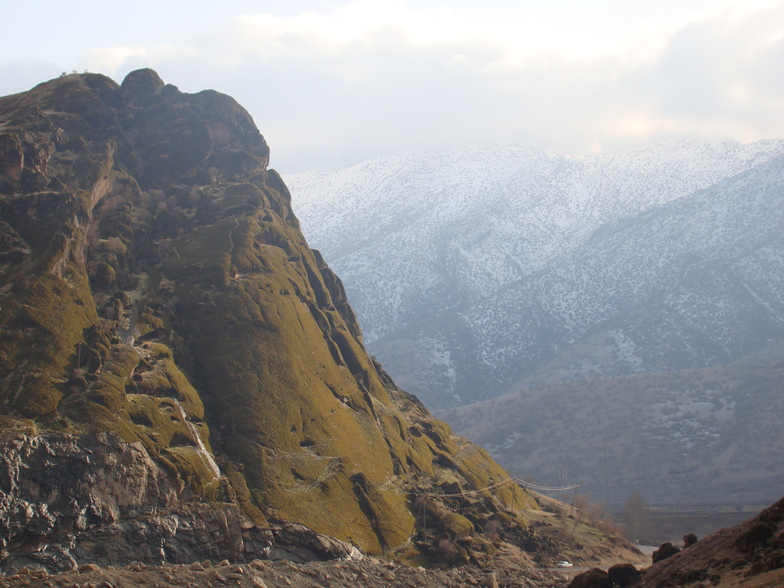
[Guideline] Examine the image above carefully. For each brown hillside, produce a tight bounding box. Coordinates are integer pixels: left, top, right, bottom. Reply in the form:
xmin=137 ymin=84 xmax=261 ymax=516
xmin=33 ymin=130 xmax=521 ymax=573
xmin=637 ymin=497 xmax=784 ymax=587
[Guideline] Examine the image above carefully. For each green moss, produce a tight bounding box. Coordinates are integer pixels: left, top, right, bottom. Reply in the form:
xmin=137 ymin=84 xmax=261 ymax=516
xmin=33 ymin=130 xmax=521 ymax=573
xmin=0 ymin=269 xmax=97 ymax=418
xmin=224 ymin=465 xmax=268 ymax=526
xmin=441 ymin=511 xmax=474 ymax=538
xmin=267 ymin=468 xmax=387 ymax=553
xmin=125 ymin=395 xmax=195 ymax=447
xmin=77 ymin=344 xmax=138 ymax=409
xmin=165 ymin=445 xmax=221 ymax=497
xmin=351 ymin=472 xmax=416 ymax=549
xmin=163 ymin=222 xmax=233 ymax=286
xmin=59 ymin=397 xmax=141 ymax=443
xmin=221 ymin=183 xmax=266 ymax=212
xmin=163 ymin=207 xmax=439 ymax=552
xmin=135 ymin=308 xmax=165 ymax=339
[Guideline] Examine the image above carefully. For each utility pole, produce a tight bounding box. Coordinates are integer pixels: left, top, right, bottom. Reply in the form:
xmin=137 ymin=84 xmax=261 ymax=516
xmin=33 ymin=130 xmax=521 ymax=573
xmin=603 ymin=441 xmax=611 ymax=509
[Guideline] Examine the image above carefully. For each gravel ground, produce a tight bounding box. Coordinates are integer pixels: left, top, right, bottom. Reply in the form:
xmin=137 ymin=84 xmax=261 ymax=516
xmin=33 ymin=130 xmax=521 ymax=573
xmin=0 ymin=557 xmax=575 ymax=588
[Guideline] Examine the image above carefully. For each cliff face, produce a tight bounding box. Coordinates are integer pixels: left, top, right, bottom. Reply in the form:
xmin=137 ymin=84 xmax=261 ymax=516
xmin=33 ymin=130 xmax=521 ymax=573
xmin=0 ymin=69 xmax=555 ymax=570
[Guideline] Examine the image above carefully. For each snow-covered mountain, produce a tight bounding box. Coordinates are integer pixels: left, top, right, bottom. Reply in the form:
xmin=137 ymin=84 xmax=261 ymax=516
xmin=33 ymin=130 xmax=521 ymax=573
xmin=286 ymin=139 xmax=784 ymax=408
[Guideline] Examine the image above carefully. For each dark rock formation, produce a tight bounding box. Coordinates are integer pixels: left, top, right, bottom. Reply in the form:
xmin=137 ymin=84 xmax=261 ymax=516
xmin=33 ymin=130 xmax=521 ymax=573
xmin=683 ymin=533 xmax=698 ymax=548
xmin=651 ymin=542 xmax=679 ymax=564
xmin=0 ymin=70 xmax=589 ymax=572
xmin=567 ymin=568 xmax=611 ymax=588
xmin=607 ymin=563 xmax=641 ymax=586
xmin=735 ymin=521 xmax=775 ymax=552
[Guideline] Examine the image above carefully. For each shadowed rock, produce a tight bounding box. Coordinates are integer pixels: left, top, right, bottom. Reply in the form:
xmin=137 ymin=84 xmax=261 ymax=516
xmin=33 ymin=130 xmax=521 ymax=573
xmin=651 ymin=542 xmax=680 ymax=564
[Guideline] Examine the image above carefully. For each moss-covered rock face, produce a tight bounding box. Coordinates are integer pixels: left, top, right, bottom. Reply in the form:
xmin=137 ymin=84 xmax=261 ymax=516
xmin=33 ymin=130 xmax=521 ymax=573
xmin=0 ymin=70 xmax=567 ymax=564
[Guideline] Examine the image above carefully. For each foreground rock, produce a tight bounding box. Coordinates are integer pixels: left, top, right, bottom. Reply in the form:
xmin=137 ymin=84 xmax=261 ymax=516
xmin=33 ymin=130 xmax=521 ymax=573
xmin=0 ymin=557 xmax=574 ymax=588
xmin=0 ymin=70 xmax=641 ymax=572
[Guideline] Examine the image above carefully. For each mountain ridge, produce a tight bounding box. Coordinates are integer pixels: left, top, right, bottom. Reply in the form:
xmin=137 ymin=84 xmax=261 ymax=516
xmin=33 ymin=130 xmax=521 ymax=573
xmin=287 ymin=139 xmax=784 ymax=407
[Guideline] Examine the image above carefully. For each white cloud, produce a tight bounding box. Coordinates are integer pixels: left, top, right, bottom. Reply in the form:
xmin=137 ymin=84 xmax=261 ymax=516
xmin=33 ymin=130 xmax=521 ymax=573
xmin=84 ymin=45 xmax=198 ymax=74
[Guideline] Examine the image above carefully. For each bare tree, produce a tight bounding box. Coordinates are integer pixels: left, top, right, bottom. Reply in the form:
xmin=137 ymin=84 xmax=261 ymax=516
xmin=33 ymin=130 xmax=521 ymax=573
xmin=623 ymin=492 xmax=650 ymax=543
xmin=572 ymin=494 xmax=620 ymax=535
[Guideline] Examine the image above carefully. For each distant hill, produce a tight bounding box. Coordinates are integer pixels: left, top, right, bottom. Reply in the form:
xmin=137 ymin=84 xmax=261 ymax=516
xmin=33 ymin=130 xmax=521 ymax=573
xmin=435 ymin=344 xmax=784 ymax=507
xmin=287 ymin=140 xmax=784 ymax=408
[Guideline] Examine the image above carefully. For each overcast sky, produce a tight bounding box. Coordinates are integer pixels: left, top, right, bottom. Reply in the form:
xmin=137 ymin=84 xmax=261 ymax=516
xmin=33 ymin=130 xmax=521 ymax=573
xmin=1 ymin=0 xmax=783 ymax=172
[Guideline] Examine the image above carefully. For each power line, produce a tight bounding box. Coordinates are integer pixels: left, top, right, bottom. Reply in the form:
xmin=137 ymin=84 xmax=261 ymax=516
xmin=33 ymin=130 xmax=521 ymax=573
xmin=422 ymin=476 xmax=580 ymax=499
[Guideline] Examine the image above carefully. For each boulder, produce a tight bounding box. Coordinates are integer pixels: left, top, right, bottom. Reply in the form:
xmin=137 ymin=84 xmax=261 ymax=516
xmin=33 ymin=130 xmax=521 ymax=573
xmin=652 ymin=542 xmax=680 ymax=563
xmin=683 ymin=533 xmax=698 ymax=548
xmin=607 ymin=563 xmax=641 ymax=586
xmin=568 ymin=568 xmax=611 ymax=588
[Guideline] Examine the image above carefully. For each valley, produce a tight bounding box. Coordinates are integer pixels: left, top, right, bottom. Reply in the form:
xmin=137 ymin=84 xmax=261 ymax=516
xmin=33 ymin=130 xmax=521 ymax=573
xmin=435 ymin=348 xmax=784 ymax=508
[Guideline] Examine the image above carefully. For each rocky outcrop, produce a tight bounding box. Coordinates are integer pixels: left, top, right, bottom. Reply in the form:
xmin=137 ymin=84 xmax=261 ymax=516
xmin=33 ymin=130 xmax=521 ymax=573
xmin=606 ymin=563 xmax=640 ymax=586
xmin=638 ymin=496 xmax=784 ymax=587
xmin=683 ymin=533 xmax=698 ymax=548
xmin=0 ymin=430 xmax=365 ymax=572
xmin=0 ymin=430 xmax=269 ymax=571
xmin=567 ymin=568 xmax=611 ymax=588
xmin=650 ymin=542 xmax=679 ymax=564
xmin=0 ymin=70 xmax=593 ymax=571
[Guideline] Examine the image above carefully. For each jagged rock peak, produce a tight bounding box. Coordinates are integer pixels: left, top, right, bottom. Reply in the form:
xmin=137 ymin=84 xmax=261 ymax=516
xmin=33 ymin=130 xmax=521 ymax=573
xmin=121 ymin=68 xmax=165 ymax=105
xmin=0 ymin=68 xmax=270 ymax=192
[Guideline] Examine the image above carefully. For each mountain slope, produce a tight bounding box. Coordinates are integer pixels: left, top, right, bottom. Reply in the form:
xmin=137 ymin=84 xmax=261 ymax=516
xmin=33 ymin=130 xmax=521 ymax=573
xmin=0 ymin=70 xmax=632 ymax=571
xmin=473 ymin=154 xmax=784 ymax=393
xmin=436 ymin=343 xmax=784 ymax=507
xmin=637 ymin=495 xmax=784 ymax=587
xmin=287 ymin=141 xmax=784 ymax=407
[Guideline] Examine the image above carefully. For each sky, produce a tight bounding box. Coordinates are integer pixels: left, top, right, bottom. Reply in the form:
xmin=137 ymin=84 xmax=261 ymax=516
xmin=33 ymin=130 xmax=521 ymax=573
xmin=1 ymin=0 xmax=783 ymax=173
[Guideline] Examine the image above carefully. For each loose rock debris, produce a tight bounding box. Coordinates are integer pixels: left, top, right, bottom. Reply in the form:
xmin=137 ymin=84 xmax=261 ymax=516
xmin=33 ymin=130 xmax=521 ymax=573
xmin=0 ymin=558 xmax=574 ymax=588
